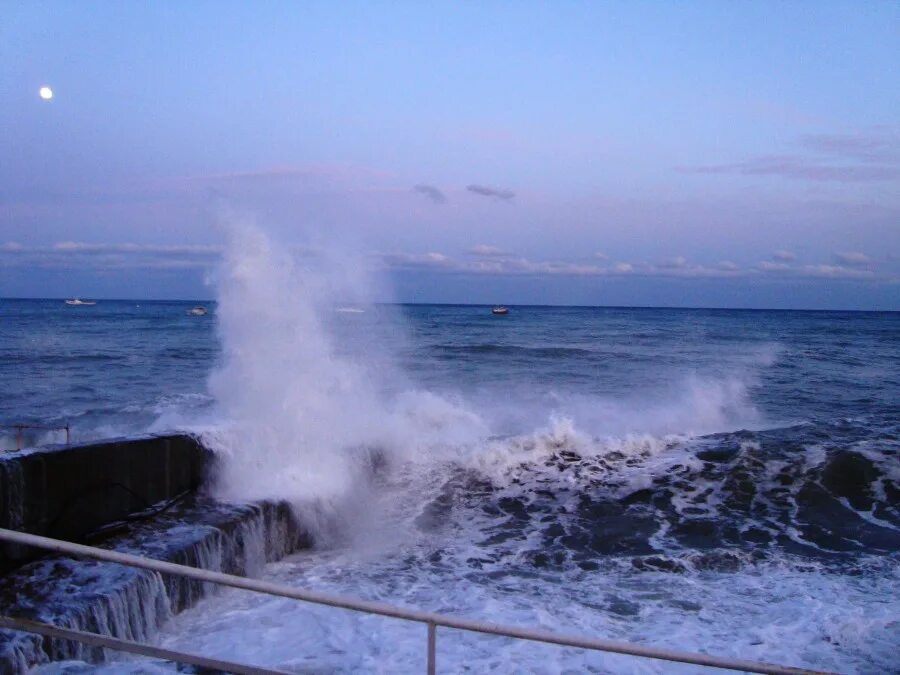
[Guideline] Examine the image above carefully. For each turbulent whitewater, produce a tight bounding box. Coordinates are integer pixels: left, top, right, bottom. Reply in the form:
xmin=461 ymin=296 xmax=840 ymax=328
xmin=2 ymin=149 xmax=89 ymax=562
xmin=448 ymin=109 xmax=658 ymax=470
xmin=2 ymin=230 xmax=898 ymax=673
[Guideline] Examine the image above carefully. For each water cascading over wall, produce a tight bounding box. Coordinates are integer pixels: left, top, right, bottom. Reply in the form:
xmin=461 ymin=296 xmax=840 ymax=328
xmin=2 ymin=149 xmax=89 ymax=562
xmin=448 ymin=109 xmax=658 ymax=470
xmin=0 ymin=435 xmax=311 ymax=674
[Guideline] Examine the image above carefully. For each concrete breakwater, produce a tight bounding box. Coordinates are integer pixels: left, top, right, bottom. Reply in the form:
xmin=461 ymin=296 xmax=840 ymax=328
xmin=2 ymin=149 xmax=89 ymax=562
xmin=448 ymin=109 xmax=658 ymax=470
xmin=0 ymin=434 xmax=208 ymax=574
xmin=0 ymin=435 xmax=310 ymax=673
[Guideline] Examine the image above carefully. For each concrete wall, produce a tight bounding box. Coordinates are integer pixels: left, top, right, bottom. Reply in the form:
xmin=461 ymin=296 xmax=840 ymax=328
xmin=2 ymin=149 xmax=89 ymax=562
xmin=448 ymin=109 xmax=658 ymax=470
xmin=0 ymin=497 xmax=310 ymax=674
xmin=0 ymin=435 xmax=313 ymax=673
xmin=0 ymin=434 xmax=212 ymax=573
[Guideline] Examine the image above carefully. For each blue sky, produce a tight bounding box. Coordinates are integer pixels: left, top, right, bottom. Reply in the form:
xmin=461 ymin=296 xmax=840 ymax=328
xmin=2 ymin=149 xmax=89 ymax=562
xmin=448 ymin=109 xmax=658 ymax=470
xmin=1 ymin=1 xmax=898 ymax=308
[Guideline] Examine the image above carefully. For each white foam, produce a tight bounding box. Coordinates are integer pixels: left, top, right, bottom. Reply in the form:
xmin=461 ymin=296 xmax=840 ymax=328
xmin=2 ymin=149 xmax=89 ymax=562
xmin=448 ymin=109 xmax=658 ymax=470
xmin=146 ymin=223 xmax=899 ymax=673
xmin=150 ymin=535 xmax=899 ymax=674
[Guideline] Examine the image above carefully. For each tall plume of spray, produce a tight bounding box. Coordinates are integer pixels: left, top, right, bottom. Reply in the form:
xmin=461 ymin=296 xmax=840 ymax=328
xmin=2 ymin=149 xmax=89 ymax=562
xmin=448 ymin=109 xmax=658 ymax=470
xmin=198 ymin=217 xmax=771 ymax=534
xmin=202 ymin=219 xmax=407 ymax=511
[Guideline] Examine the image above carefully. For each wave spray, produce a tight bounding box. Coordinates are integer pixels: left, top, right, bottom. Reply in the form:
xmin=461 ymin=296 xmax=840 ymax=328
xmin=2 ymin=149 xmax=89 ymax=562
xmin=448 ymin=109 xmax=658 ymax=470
xmin=201 ymin=222 xmax=404 ymax=508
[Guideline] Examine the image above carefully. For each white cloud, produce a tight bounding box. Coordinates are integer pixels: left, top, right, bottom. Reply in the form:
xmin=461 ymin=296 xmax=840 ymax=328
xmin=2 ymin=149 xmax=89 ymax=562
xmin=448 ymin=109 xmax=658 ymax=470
xmin=682 ymin=130 xmax=900 ymax=183
xmin=374 ymin=251 xmax=898 ymax=282
xmin=4 ymin=241 xmax=896 ymax=285
xmin=756 ymin=259 xmax=881 ymax=280
xmin=0 ymin=241 xmax=222 ymax=273
xmin=759 ymin=261 xmax=791 ymax=272
xmin=377 ymin=252 xmax=455 ymax=270
xmin=649 ymin=262 xmax=744 ymax=278
xmin=657 ymin=256 xmax=688 ymax=269
xmin=832 ymin=251 xmax=871 ymax=267
xmin=800 ymin=264 xmax=875 ymax=279
xmin=468 ymin=244 xmax=507 ymax=257
xmin=379 ymin=254 xmax=717 ymax=278
xmin=772 ymin=250 xmax=796 ymax=262
xmin=52 ymin=241 xmax=222 ymax=255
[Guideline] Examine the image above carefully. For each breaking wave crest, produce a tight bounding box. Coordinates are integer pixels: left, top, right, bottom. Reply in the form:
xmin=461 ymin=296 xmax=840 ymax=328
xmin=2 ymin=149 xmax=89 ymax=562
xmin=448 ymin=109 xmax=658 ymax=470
xmin=198 ymin=223 xmax=774 ymax=502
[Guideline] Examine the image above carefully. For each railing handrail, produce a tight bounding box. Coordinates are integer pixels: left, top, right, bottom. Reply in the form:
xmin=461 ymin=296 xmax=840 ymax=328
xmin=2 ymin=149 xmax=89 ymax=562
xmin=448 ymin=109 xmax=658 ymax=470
xmin=0 ymin=616 xmax=287 ymax=675
xmin=0 ymin=528 xmax=830 ymax=675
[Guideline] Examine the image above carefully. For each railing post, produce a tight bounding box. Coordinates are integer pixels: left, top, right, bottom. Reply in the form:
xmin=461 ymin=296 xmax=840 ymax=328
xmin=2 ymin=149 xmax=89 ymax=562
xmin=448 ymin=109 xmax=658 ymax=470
xmin=427 ymin=621 xmax=436 ymax=675
xmin=65 ymin=424 xmax=70 ymax=445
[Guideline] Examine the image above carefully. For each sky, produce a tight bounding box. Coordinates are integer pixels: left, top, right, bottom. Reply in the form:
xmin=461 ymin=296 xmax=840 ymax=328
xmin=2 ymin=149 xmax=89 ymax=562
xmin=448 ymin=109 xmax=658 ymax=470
xmin=1 ymin=1 xmax=898 ymax=309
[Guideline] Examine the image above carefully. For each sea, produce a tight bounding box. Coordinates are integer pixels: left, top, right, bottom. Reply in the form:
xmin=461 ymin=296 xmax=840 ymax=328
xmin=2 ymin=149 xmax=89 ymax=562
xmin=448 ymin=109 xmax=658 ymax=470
xmin=2 ymin=252 xmax=899 ymax=673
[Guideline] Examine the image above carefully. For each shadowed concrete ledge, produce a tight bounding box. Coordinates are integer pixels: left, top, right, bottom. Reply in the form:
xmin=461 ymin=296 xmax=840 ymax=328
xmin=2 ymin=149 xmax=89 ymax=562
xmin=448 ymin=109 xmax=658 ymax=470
xmin=0 ymin=435 xmax=311 ymax=674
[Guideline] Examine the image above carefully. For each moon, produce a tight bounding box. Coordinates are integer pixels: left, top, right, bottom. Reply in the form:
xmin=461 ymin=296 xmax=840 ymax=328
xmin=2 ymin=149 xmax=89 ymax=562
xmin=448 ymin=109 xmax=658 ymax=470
xmin=39 ymin=86 xmax=53 ymax=100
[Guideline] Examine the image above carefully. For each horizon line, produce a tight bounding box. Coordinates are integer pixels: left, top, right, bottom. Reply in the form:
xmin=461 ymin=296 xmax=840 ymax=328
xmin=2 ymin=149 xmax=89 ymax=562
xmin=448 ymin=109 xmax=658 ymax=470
xmin=1 ymin=297 xmax=897 ymax=313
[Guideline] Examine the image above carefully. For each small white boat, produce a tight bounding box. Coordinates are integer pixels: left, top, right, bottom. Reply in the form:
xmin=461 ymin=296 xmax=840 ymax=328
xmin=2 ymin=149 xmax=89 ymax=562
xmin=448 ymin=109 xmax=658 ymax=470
xmin=188 ymin=306 xmax=208 ymax=316
xmin=65 ymin=298 xmax=96 ymax=306
xmin=492 ymin=306 xmax=509 ymax=315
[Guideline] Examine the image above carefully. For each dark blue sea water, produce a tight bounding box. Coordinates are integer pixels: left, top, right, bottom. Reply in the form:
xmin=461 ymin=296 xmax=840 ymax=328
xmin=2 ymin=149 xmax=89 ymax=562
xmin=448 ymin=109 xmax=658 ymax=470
xmin=3 ymin=298 xmax=899 ymax=673
xmin=5 ymin=300 xmax=897 ymax=446
xmin=0 ymin=299 xmax=216 ymax=446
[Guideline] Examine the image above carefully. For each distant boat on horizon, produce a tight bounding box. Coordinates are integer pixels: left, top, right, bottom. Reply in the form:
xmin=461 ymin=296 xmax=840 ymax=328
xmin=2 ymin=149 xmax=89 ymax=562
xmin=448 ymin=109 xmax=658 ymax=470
xmin=492 ymin=306 xmax=509 ymax=315
xmin=188 ymin=306 xmax=208 ymax=316
xmin=64 ymin=298 xmax=96 ymax=306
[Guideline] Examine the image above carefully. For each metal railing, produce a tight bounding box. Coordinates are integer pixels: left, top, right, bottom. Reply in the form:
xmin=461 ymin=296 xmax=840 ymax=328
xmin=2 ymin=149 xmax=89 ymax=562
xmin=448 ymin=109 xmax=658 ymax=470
xmin=0 ymin=528 xmax=830 ymax=675
xmin=0 ymin=423 xmax=70 ymax=451
xmin=0 ymin=616 xmax=286 ymax=675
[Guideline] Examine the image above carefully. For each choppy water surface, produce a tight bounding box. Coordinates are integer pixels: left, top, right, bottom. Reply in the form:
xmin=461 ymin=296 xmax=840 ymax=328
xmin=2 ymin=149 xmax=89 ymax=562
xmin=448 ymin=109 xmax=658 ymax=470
xmin=2 ymin=297 xmax=898 ymax=673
